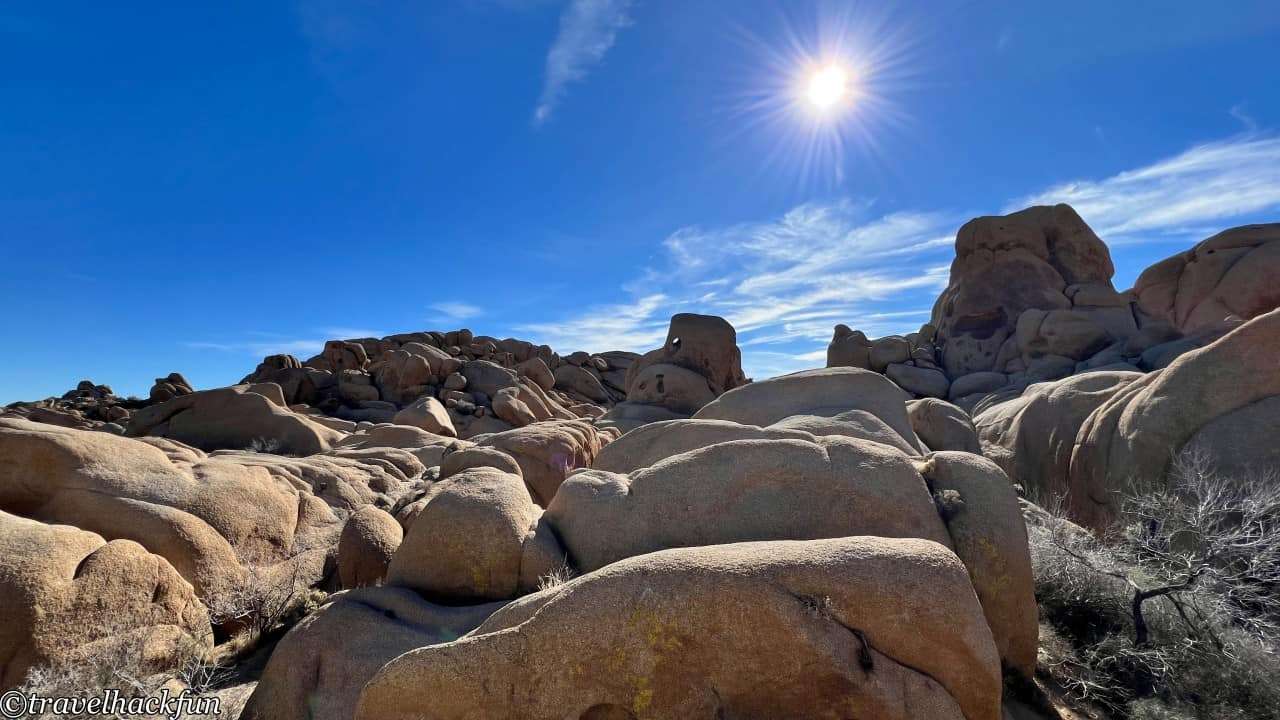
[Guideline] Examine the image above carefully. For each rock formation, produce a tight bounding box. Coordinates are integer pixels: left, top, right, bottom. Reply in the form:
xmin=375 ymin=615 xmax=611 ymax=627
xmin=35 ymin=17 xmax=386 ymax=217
xmin=357 ymin=538 xmax=1003 ymax=720
xmin=597 ymin=314 xmax=749 ymax=432
xmin=827 ymin=207 xmax=1279 ymax=419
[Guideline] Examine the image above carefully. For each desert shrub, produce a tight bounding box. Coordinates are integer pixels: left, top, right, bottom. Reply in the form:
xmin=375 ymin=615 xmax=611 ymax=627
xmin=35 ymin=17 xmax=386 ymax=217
xmin=536 ymin=559 xmax=578 ymax=592
xmin=244 ymin=436 xmax=282 ymax=454
xmin=15 ymin=622 xmax=224 ymax=719
xmin=1029 ymin=450 xmax=1280 ymax=719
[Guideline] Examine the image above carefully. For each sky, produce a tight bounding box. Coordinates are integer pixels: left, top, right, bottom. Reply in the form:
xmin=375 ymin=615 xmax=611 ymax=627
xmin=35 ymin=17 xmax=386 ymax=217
xmin=2 ymin=1 xmax=1279 ymax=403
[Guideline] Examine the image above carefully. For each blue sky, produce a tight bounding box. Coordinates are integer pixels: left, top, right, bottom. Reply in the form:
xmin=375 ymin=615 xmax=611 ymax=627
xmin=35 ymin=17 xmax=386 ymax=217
xmin=3 ymin=1 xmax=1279 ymax=402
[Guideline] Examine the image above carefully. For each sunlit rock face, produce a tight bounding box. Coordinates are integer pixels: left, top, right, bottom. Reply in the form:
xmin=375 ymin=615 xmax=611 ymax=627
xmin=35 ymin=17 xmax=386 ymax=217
xmin=596 ymin=313 xmax=750 ymax=433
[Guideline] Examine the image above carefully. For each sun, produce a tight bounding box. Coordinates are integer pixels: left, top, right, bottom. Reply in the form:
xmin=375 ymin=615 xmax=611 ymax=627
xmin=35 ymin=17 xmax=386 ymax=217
xmin=805 ymin=64 xmax=851 ymax=112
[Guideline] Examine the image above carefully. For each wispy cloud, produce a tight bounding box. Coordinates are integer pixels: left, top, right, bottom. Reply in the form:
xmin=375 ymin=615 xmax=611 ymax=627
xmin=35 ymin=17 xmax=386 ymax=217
xmin=1007 ymin=134 xmax=1280 ymax=242
xmin=183 ymin=338 xmax=328 ymax=358
xmin=517 ymin=293 xmax=671 ymax=350
xmin=521 ymin=132 xmax=1280 ymax=379
xmin=533 ymin=0 xmax=632 ymax=125
xmin=517 ymin=200 xmax=958 ymax=376
xmin=1229 ymin=104 xmax=1258 ymax=132
xmin=429 ymin=301 xmax=483 ymax=321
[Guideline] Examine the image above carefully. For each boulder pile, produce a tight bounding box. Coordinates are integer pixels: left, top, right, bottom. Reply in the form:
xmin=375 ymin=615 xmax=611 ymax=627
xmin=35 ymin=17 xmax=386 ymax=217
xmin=238 ymin=330 xmax=631 ymax=440
xmin=598 ymin=313 xmax=750 ymax=432
xmin=1 ymin=202 xmax=1275 ymax=720
xmin=827 ymin=206 xmax=1279 ymax=415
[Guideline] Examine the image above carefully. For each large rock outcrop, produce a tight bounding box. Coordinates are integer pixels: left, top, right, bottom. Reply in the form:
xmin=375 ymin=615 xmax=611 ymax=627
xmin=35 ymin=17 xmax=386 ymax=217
xmin=472 ymin=419 xmax=613 ymax=506
xmin=356 ymin=537 xmax=1003 ymax=720
xmin=597 ymin=314 xmax=749 ymax=433
xmin=127 ymin=385 xmax=344 ymax=455
xmin=931 ymin=204 xmax=1120 ymax=378
xmin=385 ymin=467 xmax=561 ymax=602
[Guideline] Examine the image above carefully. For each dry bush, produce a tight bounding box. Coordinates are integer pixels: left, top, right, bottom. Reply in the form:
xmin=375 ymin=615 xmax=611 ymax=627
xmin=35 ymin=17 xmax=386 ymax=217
xmin=244 ymin=436 xmax=282 ymax=454
xmin=536 ymin=559 xmax=577 ymax=592
xmin=1029 ymin=449 xmax=1280 ymax=719
xmin=16 ymin=623 xmax=225 ymax=719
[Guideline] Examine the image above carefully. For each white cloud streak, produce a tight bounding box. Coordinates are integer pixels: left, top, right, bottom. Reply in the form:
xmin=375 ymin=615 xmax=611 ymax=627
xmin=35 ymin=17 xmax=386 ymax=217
xmin=429 ymin=301 xmax=483 ymax=321
xmin=533 ymin=0 xmax=632 ymax=125
xmin=1007 ymin=134 xmax=1280 ymax=242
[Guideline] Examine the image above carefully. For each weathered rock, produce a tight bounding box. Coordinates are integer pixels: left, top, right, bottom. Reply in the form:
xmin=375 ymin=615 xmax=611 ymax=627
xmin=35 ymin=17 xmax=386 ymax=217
xmin=692 ymin=367 xmax=921 ymax=452
xmin=338 ymin=506 xmax=403 ymax=589
xmin=547 ymin=433 xmax=1035 ymax=674
xmin=385 ymin=467 xmax=561 ymax=602
xmin=1132 ymin=223 xmax=1280 ymax=336
xmin=492 ymin=387 xmax=538 ymax=427
xmin=868 ymin=335 xmax=911 ymax=372
xmin=392 ymin=396 xmax=457 ymax=438
xmin=932 ymin=204 xmax=1117 ymax=376
xmin=356 ymin=537 xmax=1003 ymax=720
xmin=974 ymin=371 xmax=1140 ymax=510
xmin=553 ymin=364 xmax=611 ymax=404
xmin=886 ymin=362 xmax=950 ymax=398
xmin=241 ymin=587 xmax=502 ymax=720
xmin=625 ymin=313 xmax=748 ymax=398
xmin=516 ymin=357 xmax=555 ymax=391
xmin=240 ymin=355 xmax=330 ymax=406
xmin=917 ymin=452 xmax=1037 ymax=675
xmin=948 ymin=372 xmax=1009 ymax=402
xmin=149 ymin=372 xmax=195 ymax=403
xmin=624 ymin=362 xmax=716 ymax=414
xmin=473 ymin=420 xmax=610 ymax=506
xmin=1139 ymin=337 xmax=1200 ymax=371
xmin=1015 ymin=309 xmax=1112 ymax=361
xmin=438 ymin=446 xmax=522 ymax=481
xmin=767 ymin=410 xmax=921 ymax=455
xmin=826 ymin=324 xmax=872 ymax=369
xmin=0 ymin=511 xmax=211 ymax=689
xmin=1070 ymin=308 xmax=1280 ymax=528
xmin=589 ymin=419 xmax=814 ymax=474
xmin=907 ymin=398 xmax=980 ymax=453
xmin=0 ymin=418 xmax=401 ymax=605
xmin=128 ymin=385 xmax=344 ymax=456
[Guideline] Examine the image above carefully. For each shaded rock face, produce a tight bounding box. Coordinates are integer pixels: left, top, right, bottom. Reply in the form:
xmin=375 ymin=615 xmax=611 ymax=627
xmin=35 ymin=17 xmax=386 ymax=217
xmin=907 ymin=398 xmax=980 ymax=454
xmin=357 ymin=538 xmax=1003 ymax=720
xmin=932 ymin=204 xmax=1118 ymax=377
xmin=975 ymin=308 xmax=1280 ymax=531
xmin=337 ymin=506 xmax=403 ymax=589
